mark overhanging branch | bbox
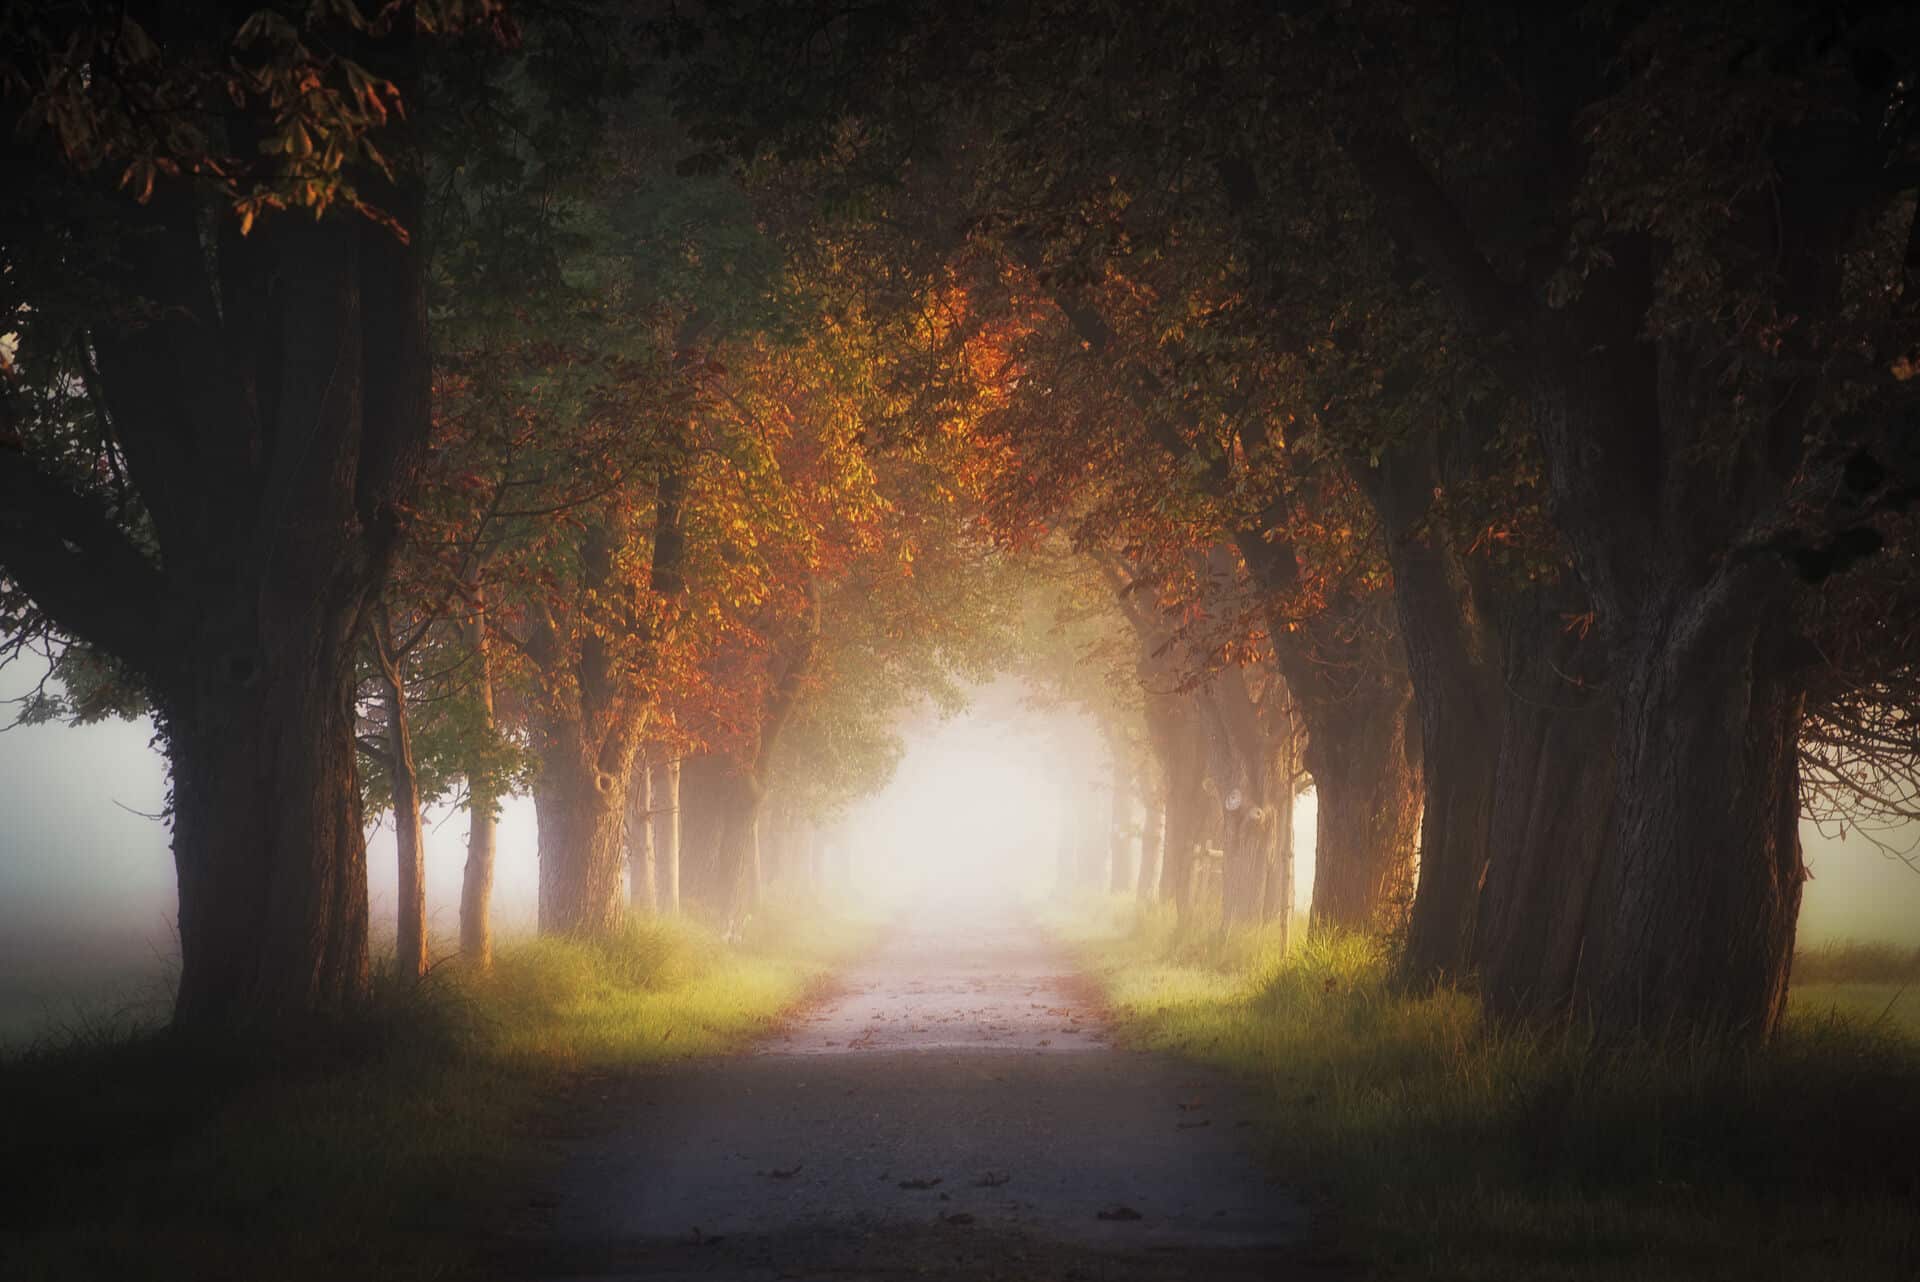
[0,447,172,681]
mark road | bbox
[500,907,1323,1280]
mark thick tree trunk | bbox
[1586,610,1805,1040]
[41,171,431,1035]
[168,643,371,1033]
[534,732,633,936]
[627,753,657,911]
[1472,622,1616,1023]
[379,669,428,978]
[1343,122,1838,1043]
[1358,437,1506,982]
[460,603,498,970]
[657,757,681,914]
[1302,667,1422,934]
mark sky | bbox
[1,661,1916,1039]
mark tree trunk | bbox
[1342,122,1840,1043]
[462,799,497,970]
[1586,609,1805,1041]
[525,465,687,938]
[378,667,428,979]
[43,173,430,1035]
[1303,665,1422,934]
[168,642,372,1033]
[658,757,681,914]
[1136,777,1165,903]
[1153,695,1209,922]
[1356,436,1506,983]
[534,732,633,936]
[1472,610,1617,1023]
[460,600,498,970]
[1261,771,1296,925]
[627,752,657,911]
[1207,666,1299,942]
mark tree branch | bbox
[0,447,172,682]
[1340,127,1538,391]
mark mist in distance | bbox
[2,662,1915,1043]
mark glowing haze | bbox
[1,662,1917,1043]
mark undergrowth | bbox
[1060,897,1920,1282]
[0,907,871,1282]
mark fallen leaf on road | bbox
[1096,1205,1143,1221]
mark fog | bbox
[2,661,1916,1042]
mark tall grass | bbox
[1793,939,1920,985]
[0,907,872,1282]
[1064,898,1920,1282]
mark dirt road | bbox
[501,907,1322,1280]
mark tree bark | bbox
[1137,772,1165,903]
[1301,658,1423,935]
[1150,693,1209,922]
[169,635,372,1033]
[657,757,681,914]
[627,751,658,911]
[1471,605,1617,1023]
[374,642,428,979]
[535,733,633,936]
[460,597,498,970]
[1586,606,1806,1039]
[1354,434,1506,982]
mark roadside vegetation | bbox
[1062,900,1920,1282]
[0,909,869,1282]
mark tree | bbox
[1323,0,1920,1038]
[0,2,505,1034]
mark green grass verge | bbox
[1058,899,1920,1282]
[0,908,872,1282]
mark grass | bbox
[0,907,872,1282]
[1058,898,1920,1282]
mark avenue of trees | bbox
[2,0,1917,1046]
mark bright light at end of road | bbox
[837,680,1104,921]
